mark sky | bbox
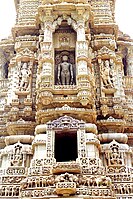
[0,0,133,40]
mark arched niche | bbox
[53,20,77,85]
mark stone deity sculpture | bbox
[101,60,114,88]
[10,145,23,166]
[110,148,122,165]
[19,62,31,91]
[57,55,74,85]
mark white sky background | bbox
[0,0,133,40]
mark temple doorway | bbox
[54,131,78,162]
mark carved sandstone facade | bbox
[0,1,133,199]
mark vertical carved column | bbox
[7,47,36,123]
[7,62,20,104]
[76,21,86,42]
[37,10,55,107]
[77,129,88,167]
[43,21,53,42]
[73,10,94,107]
[33,125,55,164]
[113,56,125,99]
[32,133,47,159]
[76,21,90,106]
[86,133,100,159]
[46,130,55,160]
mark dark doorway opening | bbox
[55,131,77,162]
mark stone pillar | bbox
[77,129,87,166]
[76,21,86,42]
[86,133,100,159]
[76,21,92,106]
[43,21,53,42]
[32,134,47,159]
[37,13,55,107]
[32,124,55,165]
[7,61,20,104]
[46,130,55,159]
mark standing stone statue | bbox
[19,62,31,91]
[57,55,74,85]
[101,60,114,88]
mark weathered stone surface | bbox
[0,0,133,199]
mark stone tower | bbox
[0,0,133,199]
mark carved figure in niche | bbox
[57,55,74,85]
[10,144,23,166]
[100,60,114,88]
[19,62,31,91]
[110,147,122,165]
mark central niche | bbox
[55,131,78,162]
[54,51,76,85]
[53,21,76,85]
